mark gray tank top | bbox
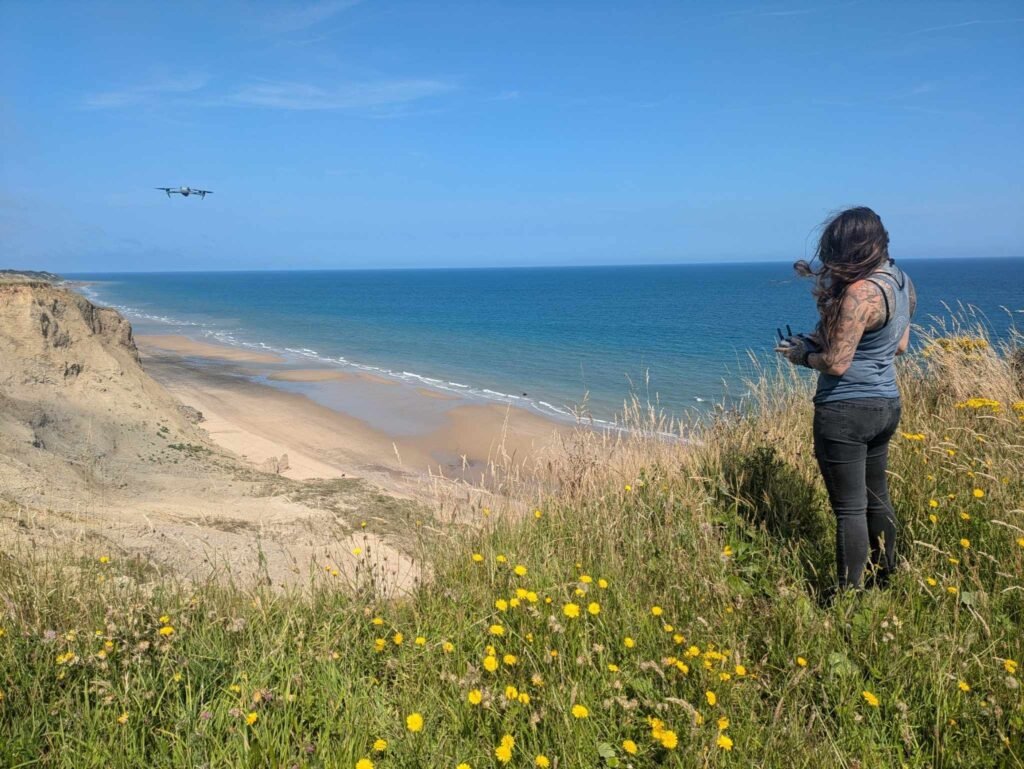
[814,261,911,404]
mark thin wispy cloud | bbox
[262,0,363,33]
[907,17,1024,36]
[228,78,455,111]
[82,73,209,109]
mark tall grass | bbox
[1,317,1022,768]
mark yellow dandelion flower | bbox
[245,711,258,726]
[456,764,471,769]
[959,511,971,520]
[371,616,384,626]
[929,499,939,508]
[563,603,580,618]
[958,680,970,692]
[503,653,517,666]
[973,488,985,498]
[624,484,632,491]
[483,655,498,672]
[495,554,507,564]
[716,733,734,751]
[116,712,129,724]
[580,574,593,584]
[926,577,938,586]
[1004,659,1017,674]
[650,606,663,617]
[705,690,717,706]
[535,756,550,768]
[717,715,730,730]
[624,636,636,648]
[622,738,638,754]
[960,538,970,549]
[159,625,175,637]
[571,704,589,718]
[518,692,531,705]
[159,615,170,624]
[471,553,484,563]
[356,759,374,769]
[373,638,386,652]
[373,739,388,752]
[443,641,454,653]
[392,632,403,645]
[660,730,678,749]
[796,656,808,667]
[862,691,879,707]
[587,602,601,616]
[414,636,426,646]
[406,712,423,732]
[947,585,959,595]
[467,689,483,705]
[608,663,620,672]
[929,513,938,524]
[495,734,514,764]
[735,664,747,676]
[490,623,505,636]
[533,509,542,519]
[351,547,363,556]
[98,555,110,564]
[514,564,528,576]
[1017,537,1024,548]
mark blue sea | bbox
[73,258,1023,423]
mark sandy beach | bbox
[135,336,569,491]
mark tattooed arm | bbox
[779,280,886,375]
[896,275,916,356]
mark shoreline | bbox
[136,336,570,491]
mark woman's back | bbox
[814,261,912,404]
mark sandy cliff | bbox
[0,280,422,590]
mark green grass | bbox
[1,323,1022,768]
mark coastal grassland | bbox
[1,318,1022,769]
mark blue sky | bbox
[1,1,1022,271]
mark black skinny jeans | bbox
[813,397,902,589]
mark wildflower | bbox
[718,716,730,730]
[926,577,938,586]
[717,733,734,751]
[624,636,635,648]
[973,488,985,498]
[159,625,174,637]
[929,513,938,524]
[505,685,519,700]
[371,617,384,626]
[503,653,517,666]
[471,553,484,563]
[571,704,589,718]
[929,499,939,508]
[533,509,542,519]
[959,512,971,520]
[406,712,423,732]
[467,689,482,705]
[351,547,363,556]
[159,615,170,624]
[1018,537,1024,548]
[624,484,632,492]
[245,712,258,725]
[456,765,471,769]
[900,432,925,441]
[373,638,386,652]
[496,554,507,564]
[958,680,970,692]
[98,555,110,563]
[489,624,505,636]
[1004,659,1017,674]
[392,632,403,645]
[722,545,734,557]
[659,730,678,749]
[518,692,531,705]
[608,663,620,672]
[705,690,717,706]
[622,738,638,754]
[650,606,663,617]
[947,585,960,595]
[443,641,455,653]
[373,739,387,752]
[587,602,601,616]
[116,712,129,725]
[796,656,808,667]
[562,603,580,618]
[960,538,970,549]
[356,760,374,769]
[535,756,550,767]
[735,664,747,676]
[580,574,593,584]
[862,691,880,708]
[514,564,528,576]
[495,734,514,764]
[414,636,426,646]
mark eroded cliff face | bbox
[0,282,200,500]
[0,282,140,388]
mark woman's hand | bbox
[775,337,809,365]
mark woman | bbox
[777,207,916,590]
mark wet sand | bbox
[136,340,569,491]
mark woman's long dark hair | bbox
[795,206,891,351]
